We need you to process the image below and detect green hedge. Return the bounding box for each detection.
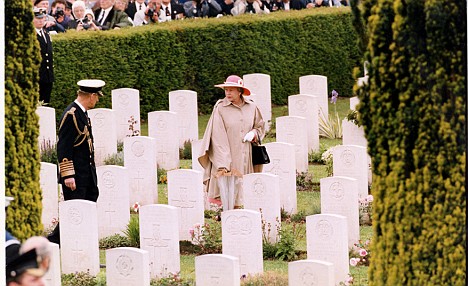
[49,8,360,117]
[6,0,43,239]
[354,0,466,285]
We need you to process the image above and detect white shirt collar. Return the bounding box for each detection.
[74,100,87,112]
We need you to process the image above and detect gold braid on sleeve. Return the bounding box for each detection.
[59,158,75,177]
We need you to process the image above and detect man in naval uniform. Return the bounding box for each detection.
[47,79,105,245]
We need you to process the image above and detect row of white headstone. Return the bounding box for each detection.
[43,199,351,286]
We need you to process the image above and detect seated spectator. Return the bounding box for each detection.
[65,1,75,20]
[281,0,307,10]
[159,0,186,22]
[51,0,71,28]
[231,0,270,15]
[94,0,133,29]
[216,0,234,15]
[184,0,222,18]
[35,0,66,33]
[307,0,331,7]
[134,0,161,26]
[68,1,102,30]
[125,0,146,20]
[115,0,135,25]
[262,0,283,12]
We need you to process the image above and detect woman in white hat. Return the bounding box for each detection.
[68,1,101,30]
[198,75,265,210]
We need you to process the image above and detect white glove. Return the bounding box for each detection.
[243,131,255,142]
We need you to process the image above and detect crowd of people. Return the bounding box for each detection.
[32,0,349,30]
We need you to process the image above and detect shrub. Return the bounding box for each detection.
[189,220,222,254]
[241,271,288,285]
[40,140,58,164]
[262,219,305,261]
[158,168,168,184]
[103,152,124,166]
[150,273,195,286]
[296,172,314,192]
[179,140,192,160]
[123,215,140,247]
[319,110,342,139]
[62,272,97,286]
[99,234,131,249]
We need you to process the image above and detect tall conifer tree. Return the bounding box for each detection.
[5,0,43,239]
[353,0,466,284]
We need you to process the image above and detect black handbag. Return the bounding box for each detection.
[251,139,270,165]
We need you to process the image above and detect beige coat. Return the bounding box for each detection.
[198,97,265,206]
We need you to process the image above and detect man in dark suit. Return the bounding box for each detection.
[125,0,147,20]
[33,8,55,104]
[47,79,105,245]
[94,0,133,30]
[160,0,185,21]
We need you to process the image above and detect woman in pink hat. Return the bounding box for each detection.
[198,75,265,210]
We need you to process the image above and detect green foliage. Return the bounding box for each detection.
[263,219,305,261]
[241,271,289,286]
[99,234,131,249]
[62,272,98,286]
[5,0,43,239]
[295,172,314,192]
[48,9,360,119]
[39,140,58,164]
[179,140,192,160]
[103,152,124,166]
[158,168,168,184]
[150,273,194,286]
[123,215,140,247]
[189,220,222,254]
[354,0,466,284]
[319,110,343,139]
[345,109,361,126]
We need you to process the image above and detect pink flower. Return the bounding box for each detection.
[189,228,195,237]
[345,274,354,285]
[349,258,359,266]
[133,202,140,213]
[366,195,374,202]
[194,223,201,229]
[359,249,368,257]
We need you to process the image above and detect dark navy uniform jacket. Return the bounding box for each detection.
[57,102,99,202]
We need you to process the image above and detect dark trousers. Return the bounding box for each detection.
[39,81,53,104]
[47,183,99,245]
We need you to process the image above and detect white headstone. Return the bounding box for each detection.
[97,165,130,239]
[40,162,59,230]
[195,254,240,286]
[243,173,281,243]
[342,120,367,148]
[320,176,360,247]
[124,136,158,207]
[139,204,180,278]
[243,73,272,131]
[191,139,203,172]
[106,247,150,286]
[112,88,141,141]
[88,108,118,166]
[169,90,199,147]
[167,169,205,241]
[148,111,180,170]
[36,106,56,148]
[263,142,297,214]
[276,116,308,173]
[299,75,328,119]
[43,242,61,286]
[332,145,369,198]
[349,96,360,111]
[288,260,335,286]
[59,200,100,275]
[288,94,320,152]
[222,209,263,277]
[306,214,349,285]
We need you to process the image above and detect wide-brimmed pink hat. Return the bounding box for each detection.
[214,75,251,96]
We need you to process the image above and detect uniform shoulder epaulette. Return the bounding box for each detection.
[59,107,77,130]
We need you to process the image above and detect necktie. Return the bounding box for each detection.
[98,10,105,25]
[40,30,47,43]
[166,7,170,17]
[139,4,142,10]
